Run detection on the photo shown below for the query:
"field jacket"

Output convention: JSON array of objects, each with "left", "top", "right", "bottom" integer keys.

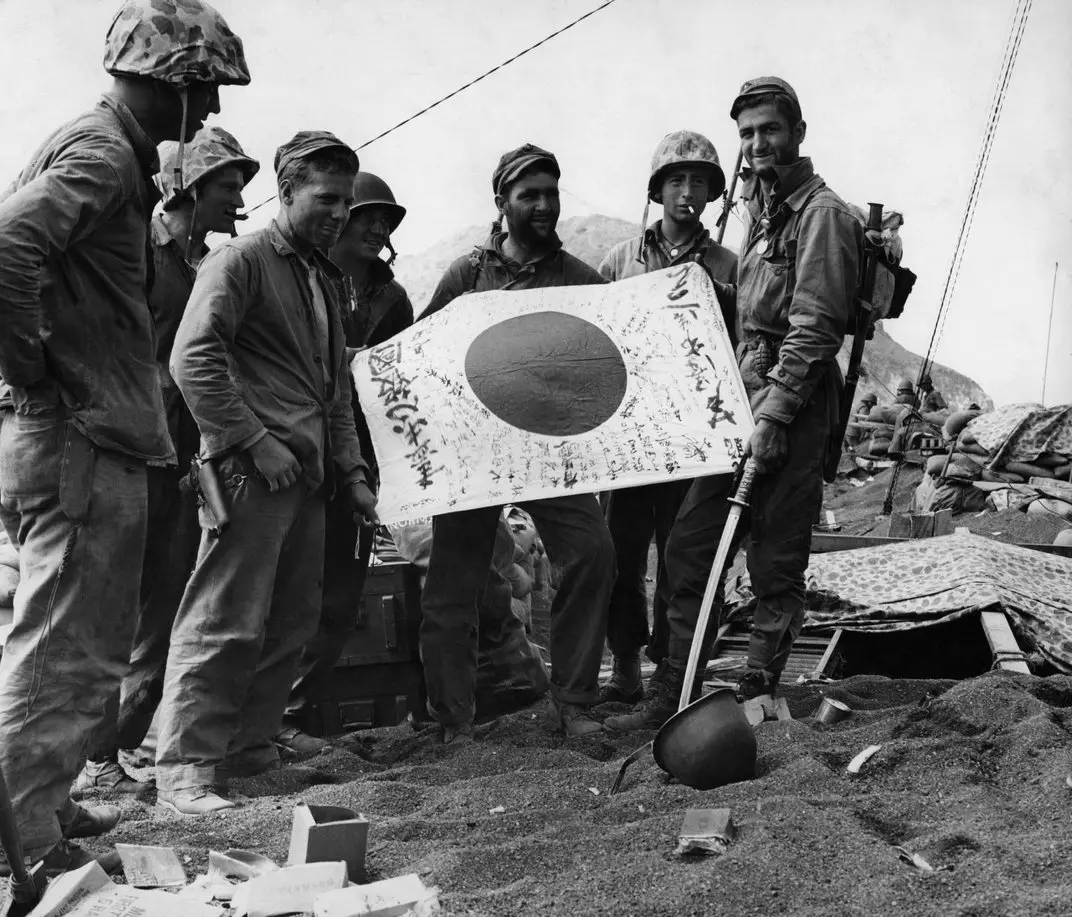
[{"left": 0, "top": 94, "right": 173, "bottom": 461}]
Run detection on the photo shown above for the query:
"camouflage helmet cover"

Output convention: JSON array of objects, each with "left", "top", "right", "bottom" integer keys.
[
  {"left": 648, "top": 130, "right": 726, "bottom": 203},
  {"left": 104, "top": 0, "right": 250, "bottom": 87},
  {"left": 349, "top": 172, "right": 406, "bottom": 234},
  {"left": 156, "top": 125, "right": 259, "bottom": 209}
]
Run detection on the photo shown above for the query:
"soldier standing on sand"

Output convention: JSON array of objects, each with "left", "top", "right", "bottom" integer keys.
[
  {"left": 276, "top": 172, "right": 415, "bottom": 755},
  {"left": 0, "top": 0, "right": 250, "bottom": 875},
  {"left": 419, "top": 144, "right": 615, "bottom": 743},
  {"left": 76, "top": 127, "right": 260, "bottom": 796},
  {"left": 155, "top": 131, "right": 377, "bottom": 815},
  {"left": 596, "top": 131, "right": 737, "bottom": 709},
  {"left": 608, "top": 77, "right": 862, "bottom": 731}
]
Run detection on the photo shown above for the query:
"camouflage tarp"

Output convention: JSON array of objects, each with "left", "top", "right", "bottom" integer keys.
[
  {"left": 966, "top": 403, "right": 1072, "bottom": 468},
  {"left": 803, "top": 532, "right": 1072, "bottom": 673}
]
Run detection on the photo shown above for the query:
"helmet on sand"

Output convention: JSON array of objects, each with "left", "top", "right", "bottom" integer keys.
[
  {"left": 103, "top": 0, "right": 250, "bottom": 87},
  {"left": 349, "top": 172, "right": 406, "bottom": 234},
  {"left": 648, "top": 130, "right": 726, "bottom": 202},
  {"left": 156, "top": 125, "right": 258, "bottom": 210}
]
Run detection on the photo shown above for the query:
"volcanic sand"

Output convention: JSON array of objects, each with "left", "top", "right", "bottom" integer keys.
[{"left": 78, "top": 468, "right": 1072, "bottom": 915}]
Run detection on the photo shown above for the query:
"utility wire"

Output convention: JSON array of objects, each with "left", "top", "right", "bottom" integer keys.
[
  {"left": 916, "top": 0, "right": 1032, "bottom": 388},
  {"left": 244, "top": 0, "right": 622, "bottom": 217}
]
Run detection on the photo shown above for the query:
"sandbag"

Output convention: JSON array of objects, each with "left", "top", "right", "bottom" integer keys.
[
  {"left": 1027, "top": 498, "right": 1072, "bottom": 522},
  {"left": 1054, "top": 464, "right": 1072, "bottom": 480},
  {"left": 872, "top": 405, "right": 911, "bottom": 425},
  {"left": 867, "top": 438, "right": 891, "bottom": 457},
  {"left": 956, "top": 431, "right": 990, "bottom": 457},
  {"left": 980, "top": 468, "right": 1026, "bottom": 484},
  {"left": 1036, "top": 452, "right": 1070, "bottom": 469},
  {"left": 1003, "top": 461, "right": 1054, "bottom": 480},
  {"left": 921, "top": 410, "right": 951, "bottom": 427},
  {"left": 0, "top": 566, "right": 17, "bottom": 607},
  {"left": 926, "top": 454, "right": 948, "bottom": 477}
]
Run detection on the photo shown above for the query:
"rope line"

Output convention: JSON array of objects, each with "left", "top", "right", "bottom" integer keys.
[
  {"left": 916, "top": 0, "right": 1032, "bottom": 387},
  {"left": 243, "top": 0, "right": 622, "bottom": 217}
]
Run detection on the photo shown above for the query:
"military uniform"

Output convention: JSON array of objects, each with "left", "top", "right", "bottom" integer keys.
[
  {"left": 0, "top": 0, "right": 248, "bottom": 868},
  {"left": 664, "top": 155, "right": 862, "bottom": 687},
  {"left": 420, "top": 150, "right": 616, "bottom": 733}
]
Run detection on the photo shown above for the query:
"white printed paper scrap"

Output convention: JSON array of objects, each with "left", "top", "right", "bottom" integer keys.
[{"left": 352, "top": 262, "right": 753, "bottom": 524}]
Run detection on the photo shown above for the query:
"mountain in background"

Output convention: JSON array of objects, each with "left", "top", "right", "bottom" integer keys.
[{"left": 393, "top": 214, "right": 992, "bottom": 410}]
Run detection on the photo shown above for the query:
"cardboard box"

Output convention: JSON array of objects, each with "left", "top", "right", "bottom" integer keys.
[
  {"left": 230, "top": 862, "right": 348, "bottom": 917},
  {"left": 288, "top": 802, "right": 369, "bottom": 882},
  {"left": 676, "top": 808, "right": 736, "bottom": 856},
  {"left": 313, "top": 874, "right": 436, "bottom": 917}
]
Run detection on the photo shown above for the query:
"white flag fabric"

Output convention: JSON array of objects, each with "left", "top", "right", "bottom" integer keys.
[{"left": 352, "top": 262, "right": 753, "bottom": 524}]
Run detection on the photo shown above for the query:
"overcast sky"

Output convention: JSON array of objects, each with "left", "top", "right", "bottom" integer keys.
[{"left": 1, "top": 0, "right": 1069, "bottom": 405}]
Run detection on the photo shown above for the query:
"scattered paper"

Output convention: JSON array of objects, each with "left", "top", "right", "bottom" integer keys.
[
  {"left": 847, "top": 744, "right": 883, "bottom": 774},
  {"left": 208, "top": 849, "right": 280, "bottom": 882},
  {"left": 229, "top": 862, "right": 348, "bottom": 917},
  {"left": 894, "top": 846, "right": 935, "bottom": 874},
  {"left": 488, "top": 805, "right": 505, "bottom": 815},
  {"left": 27, "top": 860, "right": 111, "bottom": 917},
  {"left": 675, "top": 808, "right": 736, "bottom": 857},
  {"left": 116, "top": 843, "right": 187, "bottom": 888},
  {"left": 637, "top": 805, "right": 645, "bottom": 814},
  {"left": 587, "top": 787, "right": 600, "bottom": 796},
  {"left": 313, "top": 874, "right": 440, "bottom": 917}
]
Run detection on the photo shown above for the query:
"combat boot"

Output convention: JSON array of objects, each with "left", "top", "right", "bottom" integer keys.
[
  {"left": 551, "top": 697, "right": 603, "bottom": 737},
  {"left": 598, "top": 652, "right": 643, "bottom": 704},
  {"left": 604, "top": 664, "right": 693, "bottom": 732},
  {"left": 736, "top": 667, "right": 780, "bottom": 701}
]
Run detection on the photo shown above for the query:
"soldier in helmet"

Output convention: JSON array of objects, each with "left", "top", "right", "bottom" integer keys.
[
  {"left": 896, "top": 378, "right": 918, "bottom": 408},
  {"left": 609, "top": 77, "right": 863, "bottom": 731},
  {"left": 155, "top": 131, "right": 376, "bottom": 815},
  {"left": 596, "top": 132, "right": 737, "bottom": 712},
  {"left": 275, "top": 173, "right": 415, "bottom": 754},
  {"left": 76, "top": 127, "right": 259, "bottom": 796},
  {"left": 0, "top": 0, "right": 248, "bottom": 876},
  {"left": 919, "top": 374, "right": 947, "bottom": 413}
]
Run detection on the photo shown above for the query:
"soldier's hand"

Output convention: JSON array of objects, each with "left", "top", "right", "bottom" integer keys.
[
  {"left": 746, "top": 418, "right": 788, "bottom": 475},
  {"left": 248, "top": 434, "right": 302, "bottom": 491},
  {"left": 345, "top": 480, "right": 379, "bottom": 526}
]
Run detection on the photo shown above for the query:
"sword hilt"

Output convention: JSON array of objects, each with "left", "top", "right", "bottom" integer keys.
[{"left": 728, "top": 456, "right": 758, "bottom": 509}]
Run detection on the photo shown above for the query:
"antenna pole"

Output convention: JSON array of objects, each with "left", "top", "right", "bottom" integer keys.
[{"left": 1042, "top": 261, "right": 1057, "bottom": 404}]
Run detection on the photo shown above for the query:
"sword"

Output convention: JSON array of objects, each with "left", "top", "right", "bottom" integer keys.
[{"left": 678, "top": 456, "right": 758, "bottom": 711}]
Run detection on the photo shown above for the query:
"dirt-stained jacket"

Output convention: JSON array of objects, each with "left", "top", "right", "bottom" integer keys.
[
  {"left": 423, "top": 231, "right": 604, "bottom": 317},
  {"left": 736, "top": 157, "right": 862, "bottom": 425},
  {"left": 598, "top": 220, "right": 738, "bottom": 344},
  {"left": 0, "top": 94, "right": 173, "bottom": 462},
  {"left": 171, "top": 219, "right": 367, "bottom": 491}
]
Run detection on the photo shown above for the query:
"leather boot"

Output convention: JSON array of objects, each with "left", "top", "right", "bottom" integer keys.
[
  {"left": 736, "top": 667, "right": 780, "bottom": 701},
  {"left": 604, "top": 664, "right": 691, "bottom": 732},
  {"left": 598, "top": 652, "right": 643, "bottom": 704}
]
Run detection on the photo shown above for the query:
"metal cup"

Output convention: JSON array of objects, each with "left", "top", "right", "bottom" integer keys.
[{"left": 815, "top": 697, "right": 851, "bottom": 725}]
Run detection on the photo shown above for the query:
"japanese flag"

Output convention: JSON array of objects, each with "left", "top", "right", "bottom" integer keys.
[{"left": 351, "top": 262, "right": 753, "bottom": 524}]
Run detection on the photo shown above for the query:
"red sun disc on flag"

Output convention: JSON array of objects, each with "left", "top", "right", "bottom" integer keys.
[{"left": 464, "top": 311, "right": 629, "bottom": 436}]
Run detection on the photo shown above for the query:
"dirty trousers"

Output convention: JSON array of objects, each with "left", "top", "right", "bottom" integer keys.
[
  {"left": 604, "top": 480, "right": 690, "bottom": 662},
  {"left": 420, "top": 494, "right": 614, "bottom": 726},
  {"left": 282, "top": 493, "right": 373, "bottom": 730},
  {"left": 665, "top": 388, "right": 830, "bottom": 674},
  {"left": 155, "top": 467, "right": 325, "bottom": 793},
  {"left": 0, "top": 410, "right": 146, "bottom": 859},
  {"left": 86, "top": 467, "right": 201, "bottom": 760}
]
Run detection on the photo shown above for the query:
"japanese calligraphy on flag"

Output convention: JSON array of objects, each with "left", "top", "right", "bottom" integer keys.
[{"left": 351, "top": 262, "right": 753, "bottom": 524}]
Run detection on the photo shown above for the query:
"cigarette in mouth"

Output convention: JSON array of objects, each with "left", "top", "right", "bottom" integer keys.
[
  {"left": 687, "top": 205, "right": 696, "bottom": 215},
  {"left": 233, "top": 212, "right": 249, "bottom": 222}
]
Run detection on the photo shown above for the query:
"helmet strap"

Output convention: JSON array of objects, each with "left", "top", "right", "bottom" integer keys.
[
  {"left": 185, "top": 193, "right": 199, "bottom": 264},
  {"left": 172, "top": 88, "right": 190, "bottom": 196},
  {"left": 635, "top": 197, "right": 651, "bottom": 263},
  {"left": 384, "top": 239, "right": 397, "bottom": 267}
]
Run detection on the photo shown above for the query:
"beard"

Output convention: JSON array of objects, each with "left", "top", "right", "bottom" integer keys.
[{"left": 502, "top": 205, "right": 558, "bottom": 250}]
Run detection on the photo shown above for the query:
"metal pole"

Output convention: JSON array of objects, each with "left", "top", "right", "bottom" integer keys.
[
  {"left": 1042, "top": 261, "right": 1057, "bottom": 404},
  {"left": 715, "top": 149, "right": 744, "bottom": 245}
]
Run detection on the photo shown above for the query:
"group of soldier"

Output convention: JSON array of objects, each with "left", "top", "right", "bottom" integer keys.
[{"left": 0, "top": 0, "right": 865, "bottom": 879}]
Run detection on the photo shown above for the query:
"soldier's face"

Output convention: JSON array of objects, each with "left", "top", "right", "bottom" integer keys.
[
  {"left": 659, "top": 168, "right": 710, "bottom": 224},
  {"left": 196, "top": 166, "right": 247, "bottom": 235},
  {"left": 281, "top": 168, "right": 355, "bottom": 250},
  {"left": 334, "top": 205, "right": 393, "bottom": 262},
  {"left": 497, "top": 171, "right": 560, "bottom": 246},
  {"left": 737, "top": 102, "right": 805, "bottom": 178}
]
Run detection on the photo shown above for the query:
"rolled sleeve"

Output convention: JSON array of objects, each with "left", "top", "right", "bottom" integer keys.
[
  {"left": 757, "top": 204, "right": 861, "bottom": 425},
  {"left": 171, "top": 247, "right": 267, "bottom": 457},
  {"left": 0, "top": 153, "right": 124, "bottom": 387}
]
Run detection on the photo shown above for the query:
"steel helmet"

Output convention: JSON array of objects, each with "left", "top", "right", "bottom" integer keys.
[
  {"left": 156, "top": 126, "right": 259, "bottom": 210},
  {"left": 349, "top": 172, "right": 406, "bottom": 233},
  {"left": 104, "top": 0, "right": 250, "bottom": 87},
  {"left": 860, "top": 392, "right": 877, "bottom": 405},
  {"left": 897, "top": 378, "right": 915, "bottom": 395},
  {"left": 648, "top": 130, "right": 727, "bottom": 203}
]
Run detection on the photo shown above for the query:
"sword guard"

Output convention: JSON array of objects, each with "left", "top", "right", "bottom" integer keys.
[{"left": 728, "top": 456, "right": 759, "bottom": 509}]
